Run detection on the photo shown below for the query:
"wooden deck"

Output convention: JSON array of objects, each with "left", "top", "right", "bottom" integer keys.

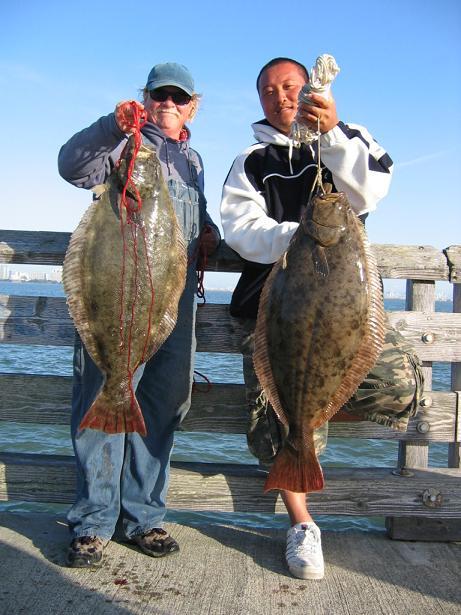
[{"left": 1, "top": 512, "right": 460, "bottom": 615}]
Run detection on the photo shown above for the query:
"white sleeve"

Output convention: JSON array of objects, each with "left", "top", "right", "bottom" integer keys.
[
  {"left": 220, "top": 147, "right": 298, "bottom": 264},
  {"left": 320, "top": 122, "right": 393, "bottom": 216}
]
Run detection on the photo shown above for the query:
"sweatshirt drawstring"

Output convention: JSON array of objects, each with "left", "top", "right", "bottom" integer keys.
[
  {"left": 288, "top": 139, "right": 294, "bottom": 175},
  {"left": 164, "top": 137, "right": 172, "bottom": 175}
]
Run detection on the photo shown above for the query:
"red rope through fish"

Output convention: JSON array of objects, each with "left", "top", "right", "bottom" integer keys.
[
  {"left": 116, "top": 102, "right": 154, "bottom": 408},
  {"left": 117, "top": 105, "right": 211, "bottom": 405}
]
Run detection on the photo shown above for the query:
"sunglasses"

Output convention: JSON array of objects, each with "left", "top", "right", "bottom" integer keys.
[{"left": 149, "top": 88, "right": 192, "bottom": 106}]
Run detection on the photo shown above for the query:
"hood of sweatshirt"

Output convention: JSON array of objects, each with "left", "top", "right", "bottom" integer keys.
[
  {"left": 252, "top": 119, "right": 301, "bottom": 175},
  {"left": 252, "top": 119, "right": 294, "bottom": 147},
  {"left": 140, "top": 121, "right": 201, "bottom": 187}
]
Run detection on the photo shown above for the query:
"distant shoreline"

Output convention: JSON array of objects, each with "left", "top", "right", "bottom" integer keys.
[
  {"left": 0, "top": 279, "right": 61, "bottom": 284},
  {"left": 0, "top": 280, "right": 453, "bottom": 301}
]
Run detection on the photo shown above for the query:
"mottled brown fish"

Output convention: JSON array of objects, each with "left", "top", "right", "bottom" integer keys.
[
  {"left": 63, "top": 139, "right": 187, "bottom": 436},
  {"left": 254, "top": 190, "right": 385, "bottom": 493}
]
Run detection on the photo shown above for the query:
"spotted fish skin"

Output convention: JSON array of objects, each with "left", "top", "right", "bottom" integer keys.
[
  {"left": 254, "top": 191, "right": 385, "bottom": 493},
  {"left": 63, "top": 139, "right": 187, "bottom": 436}
]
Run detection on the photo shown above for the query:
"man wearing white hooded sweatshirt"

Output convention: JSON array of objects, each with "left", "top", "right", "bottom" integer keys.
[{"left": 220, "top": 57, "right": 422, "bottom": 580}]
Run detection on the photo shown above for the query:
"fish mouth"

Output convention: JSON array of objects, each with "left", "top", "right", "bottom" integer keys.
[{"left": 310, "top": 218, "right": 346, "bottom": 232}]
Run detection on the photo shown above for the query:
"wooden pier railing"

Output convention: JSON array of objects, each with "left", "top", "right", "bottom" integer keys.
[{"left": 0, "top": 230, "right": 460, "bottom": 540}]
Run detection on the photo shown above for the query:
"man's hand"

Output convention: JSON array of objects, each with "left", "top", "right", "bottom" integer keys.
[
  {"left": 200, "top": 224, "right": 220, "bottom": 256},
  {"left": 297, "top": 93, "right": 339, "bottom": 134},
  {"left": 115, "top": 101, "right": 147, "bottom": 134}
]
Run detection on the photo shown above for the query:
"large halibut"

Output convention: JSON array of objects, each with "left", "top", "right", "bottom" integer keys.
[
  {"left": 254, "top": 191, "right": 385, "bottom": 492},
  {"left": 63, "top": 138, "right": 187, "bottom": 436}
]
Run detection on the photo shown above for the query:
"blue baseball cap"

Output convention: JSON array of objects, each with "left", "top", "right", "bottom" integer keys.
[{"left": 146, "top": 63, "right": 194, "bottom": 96}]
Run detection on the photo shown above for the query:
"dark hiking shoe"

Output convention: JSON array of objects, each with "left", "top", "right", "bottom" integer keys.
[
  {"left": 131, "top": 528, "right": 179, "bottom": 558},
  {"left": 67, "top": 536, "right": 108, "bottom": 568}
]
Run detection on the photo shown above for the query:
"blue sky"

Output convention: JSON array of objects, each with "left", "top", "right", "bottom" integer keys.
[{"left": 1, "top": 0, "right": 460, "bottom": 291}]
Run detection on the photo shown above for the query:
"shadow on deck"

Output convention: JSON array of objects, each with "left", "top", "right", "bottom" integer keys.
[{"left": 1, "top": 512, "right": 460, "bottom": 615}]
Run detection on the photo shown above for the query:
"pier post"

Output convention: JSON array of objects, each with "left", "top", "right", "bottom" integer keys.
[
  {"left": 386, "top": 280, "right": 433, "bottom": 539},
  {"left": 448, "top": 283, "right": 460, "bottom": 469},
  {"left": 386, "top": 279, "right": 461, "bottom": 540}
]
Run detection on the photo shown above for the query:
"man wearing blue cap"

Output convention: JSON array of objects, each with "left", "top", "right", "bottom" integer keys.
[{"left": 58, "top": 62, "right": 220, "bottom": 568}]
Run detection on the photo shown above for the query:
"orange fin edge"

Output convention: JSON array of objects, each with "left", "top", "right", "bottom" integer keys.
[
  {"left": 264, "top": 445, "right": 324, "bottom": 493},
  {"left": 79, "top": 394, "right": 147, "bottom": 436}
]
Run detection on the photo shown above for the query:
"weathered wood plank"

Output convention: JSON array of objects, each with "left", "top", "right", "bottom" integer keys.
[
  {"left": 385, "top": 516, "right": 461, "bottom": 541},
  {"left": 397, "top": 280, "right": 435, "bottom": 469},
  {"left": 391, "top": 280, "right": 434, "bottom": 536},
  {"left": 373, "top": 244, "right": 450, "bottom": 280},
  {"left": 0, "top": 374, "right": 72, "bottom": 423},
  {"left": 0, "top": 452, "right": 460, "bottom": 517},
  {"left": 449, "top": 283, "right": 461, "bottom": 468},
  {"left": 0, "top": 294, "right": 75, "bottom": 345},
  {"left": 204, "top": 242, "right": 244, "bottom": 273},
  {"left": 385, "top": 310, "right": 461, "bottom": 362},
  {"left": 0, "top": 230, "right": 456, "bottom": 280},
  {"left": 1, "top": 296, "right": 460, "bottom": 360},
  {"left": 445, "top": 245, "right": 461, "bottom": 283},
  {"left": 0, "top": 374, "right": 457, "bottom": 442},
  {"left": 0, "top": 230, "right": 70, "bottom": 266},
  {"left": 0, "top": 231, "right": 243, "bottom": 272}
]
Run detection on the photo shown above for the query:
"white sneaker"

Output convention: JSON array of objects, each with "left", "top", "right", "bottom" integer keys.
[{"left": 286, "top": 522, "right": 324, "bottom": 580}]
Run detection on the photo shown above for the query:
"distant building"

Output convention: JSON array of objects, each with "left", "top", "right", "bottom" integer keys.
[
  {"left": 0, "top": 264, "right": 10, "bottom": 280},
  {"left": 47, "top": 267, "right": 63, "bottom": 283},
  {"left": 2, "top": 267, "right": 63, "bottom": 283},
  {"left": 9, "top": 271, "right": 28, "bottom": 282}
]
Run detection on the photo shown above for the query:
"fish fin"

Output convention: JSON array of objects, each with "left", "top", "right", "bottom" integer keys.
[
  {"left": 312, "top": 245, "right": 329, "bottom": 277},
  {"left": 319, "top": 217, "right": 386, "bottom": 425},
  {"left": 264, "top": 436, "right": 324, "bottom": 493},
  {"left": 253, "top": 259, "right": 289, "bottom": 427},
  {"left": 79, "top": 389, "right": 147, "bottom": 436},
  {"left": 62, "top": 202, "right": 102, "bottom": 363}
]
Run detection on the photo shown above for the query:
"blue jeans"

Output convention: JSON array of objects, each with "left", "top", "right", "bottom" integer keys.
[
  {"left": 67, "top": 175, "right": 206, "bottom": 540},
  {"left": 68, "top": 266, "right": 197, "bottom": 539}
]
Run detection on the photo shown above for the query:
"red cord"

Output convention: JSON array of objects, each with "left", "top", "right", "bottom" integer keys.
[{"left": 115, "top": 102, "right": 154, "bottom": 408}]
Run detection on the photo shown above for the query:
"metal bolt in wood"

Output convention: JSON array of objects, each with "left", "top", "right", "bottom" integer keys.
[
  {"left": 422, "top": 488, "right": 443, "bottom": 508},
  {"left": 416, "top": 421, "right": 431, "bottom": 434}
]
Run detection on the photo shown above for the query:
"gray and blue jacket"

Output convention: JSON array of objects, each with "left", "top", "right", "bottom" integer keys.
[{"left": 58, "top": 113, "right": 220, "bottom": 249}]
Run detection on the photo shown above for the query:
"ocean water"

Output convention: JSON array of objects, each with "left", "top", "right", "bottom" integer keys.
[{"left": 0, "top": 281, "right": 454, "bottom": 531}]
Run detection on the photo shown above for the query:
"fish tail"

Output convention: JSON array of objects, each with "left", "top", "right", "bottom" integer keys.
[
  {"left": 264, "top": 442, "right": 324, "bottom": 493},
  {"left": 78, "top": 388, "right": 147, "bottom": 436}
]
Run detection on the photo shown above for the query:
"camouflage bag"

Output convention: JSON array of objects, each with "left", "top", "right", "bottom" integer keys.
[
  {"left": 233, "top": 317, "right": 424, "bottom": 465},
  {"left": 344, "top": 325, "right": 424, "bottom": 431}
]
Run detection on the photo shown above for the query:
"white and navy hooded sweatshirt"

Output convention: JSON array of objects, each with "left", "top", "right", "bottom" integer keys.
[{"left": 220, "top": 119, "right": 393, "bottom": 318}]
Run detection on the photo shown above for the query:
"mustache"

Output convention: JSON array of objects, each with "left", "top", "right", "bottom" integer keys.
[{"left": 153, "top": 108, "right": 180, "bottom": 117}]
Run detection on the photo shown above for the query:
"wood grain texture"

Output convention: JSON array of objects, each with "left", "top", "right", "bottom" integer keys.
[
  {"left": 1, "top": 295, "right": 460, "bottom": 360},
  {"left": 0, "top": 374, "right": 457, "bottom": 442},
  {"left": 1, "top": 452, "right": 460, "bottom": 517},
  {"left": 0, "top": 230, "right": 455, "bottom": 280}
]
